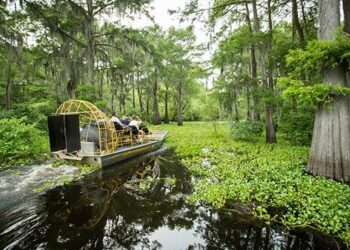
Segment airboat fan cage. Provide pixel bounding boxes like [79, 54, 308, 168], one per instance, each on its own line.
[56, 99, 117, 154]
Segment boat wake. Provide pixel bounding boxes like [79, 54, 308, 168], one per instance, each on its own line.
[0, 164, 78, 209]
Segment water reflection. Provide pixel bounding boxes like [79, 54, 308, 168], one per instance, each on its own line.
[0, 149, 345, 249]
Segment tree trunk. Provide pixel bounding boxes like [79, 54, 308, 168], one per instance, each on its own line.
[111, 93, 115, 112]
[228, 109, 233, 127]
[132, 72, 136, 109]
[86, 0, 95, 85]
[307, 0, 350, 182]
[300, 0, 308, 41]
[246, 85, 251, 119]
[343, 0, 350, 86]
[152, 70, 161, 125]
[343, 0, 350, 33]
[146, 96, 150, 117]
[98, 70, 103, 99]
[137, 71, 144, 113]
[164, 85, 169, 124]
[265, 0, 277, 143]
[245, 3, 260, 121]
[252, 0, 259, 31]
[233, 90, 240, 121]
[5, 65, 12, 110]
[177, 82, 183, 126]
[292, 0, 305, 45]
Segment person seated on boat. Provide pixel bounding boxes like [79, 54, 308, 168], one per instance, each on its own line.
[111, 112, 126, 131]
[121, 115, 130, 126]
[135, 115, 150, 135]
[129, 115, 140, 133]
[129, 115, 143, 143]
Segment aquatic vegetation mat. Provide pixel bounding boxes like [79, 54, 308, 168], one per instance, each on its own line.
[155, 122, 350, 245]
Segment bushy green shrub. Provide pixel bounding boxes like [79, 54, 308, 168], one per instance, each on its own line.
[0, 118, 49, 167]
[0, 101, 56, 131]
[279, 107, 315, 145]
[76, 84, 98, 103]
[94, 99, 108, 112]
[230, 120, 263, 141]
[183, 109, 201, 121]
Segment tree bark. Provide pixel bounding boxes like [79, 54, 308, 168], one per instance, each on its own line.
[292, 0, 305, 45]
[177, 81, 183, 126]
[233, 90, 240, 121]
[245, 3, 260, 121]
[132, 72, 136, 109]
[343, 0, 350, 86]
[5, 65, 12, 110]
[252, 0, 259, 31]
[111, 93, 115, 112]
[164, 84, 169, 123]
[300, 0, 308, 41]
[246, 85, 251, 119]
[152, 70, 161, 125]
[136, 71, 144, 113]
[146, 96, 150, 117]
[307, 0, 350, 182]
[86, 0, 95, 85]
[252, 0, 261, 121]
[265, 0, 277, 143]
[343, 0, 350, 33]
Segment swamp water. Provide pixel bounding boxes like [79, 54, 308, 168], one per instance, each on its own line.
[0, 148, 345, 249]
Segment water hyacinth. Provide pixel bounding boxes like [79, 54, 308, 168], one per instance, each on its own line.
[153, 122, 350, 246]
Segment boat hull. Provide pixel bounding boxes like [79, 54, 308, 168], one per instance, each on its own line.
[52, 131, 168, 168]
[82, 139, 166, 167]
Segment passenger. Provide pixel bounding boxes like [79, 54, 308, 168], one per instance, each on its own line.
[111, 112, 125, 130]
[129, 115, 140, 131]
[121, 115, 130, 126]
[129, 115, 142, 143]
[135, 116, 150, 135]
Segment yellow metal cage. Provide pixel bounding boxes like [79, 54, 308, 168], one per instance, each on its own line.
[55, 99, 117, 154]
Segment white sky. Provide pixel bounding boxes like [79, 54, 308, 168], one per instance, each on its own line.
[120, 0, 211, 48]
[102, 0, 216, 84]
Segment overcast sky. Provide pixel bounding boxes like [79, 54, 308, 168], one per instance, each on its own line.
[119, 0, 211, 47]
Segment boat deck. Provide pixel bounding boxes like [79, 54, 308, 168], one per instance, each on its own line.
[115, 140, 156, 153]
[52, 131, 167, 167]
[115, 131, 167, 153]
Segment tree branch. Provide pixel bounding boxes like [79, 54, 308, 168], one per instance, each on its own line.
[67, 0, 89, 19]
[24, 1, 87, 48]
[95, 43, 123, 52]
[93, 1, 116, 16]
[185, 0, 252, 15]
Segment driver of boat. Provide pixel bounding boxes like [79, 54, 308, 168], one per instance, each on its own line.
[111, 112, 126, 130]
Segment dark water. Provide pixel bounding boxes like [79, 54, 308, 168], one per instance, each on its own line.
[0, 149, 345, 249]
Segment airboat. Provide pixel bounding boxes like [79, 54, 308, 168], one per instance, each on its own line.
[48, 99, 167, 167]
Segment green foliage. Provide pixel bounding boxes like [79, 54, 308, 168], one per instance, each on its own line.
[0, 118, 49, 167]
[76, 85, 98, 103]
[278, 77, 350, 105]
[94, 99, 109, 111]
[76, 163, 100, 176]
[33, 181, 54, 193]
[1, 100, 56, 131]
[286, 31, 350, 80]
[155, 122, 350, 246]
[278, 106, 315, 145]
[58, 176, 73, 185]
[230, 120, 263, 141]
